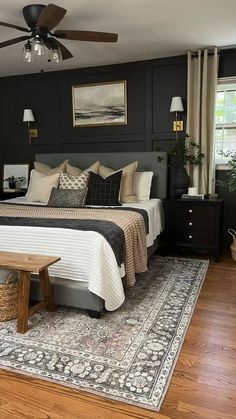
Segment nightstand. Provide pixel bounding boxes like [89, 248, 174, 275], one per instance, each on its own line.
[163, 198, 224, 262]
[0, 190, 27, 201]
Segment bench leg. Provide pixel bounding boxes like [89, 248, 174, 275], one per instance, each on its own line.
[17, 271, 30, 334]
[39, 268, 55, 312]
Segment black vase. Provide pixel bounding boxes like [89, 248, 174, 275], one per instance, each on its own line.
[8, 181, 16, 189]
[172, 167, 190, 198]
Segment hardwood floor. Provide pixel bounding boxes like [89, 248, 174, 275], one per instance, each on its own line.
[0, 253, 236, 419]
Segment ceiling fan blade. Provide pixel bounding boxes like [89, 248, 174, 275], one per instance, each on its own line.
[0, 21, 29, 33]
[44, 37, 73, 60]
[0, 35, 31, 48]
[37, 4, 67, 31]
[54, 30, 118, 43]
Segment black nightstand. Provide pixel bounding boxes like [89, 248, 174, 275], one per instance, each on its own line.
[0, 190, 27, 201]
[163, 198, 224, 262]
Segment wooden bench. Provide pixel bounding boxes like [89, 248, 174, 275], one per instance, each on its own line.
[0, 251, 61, 333]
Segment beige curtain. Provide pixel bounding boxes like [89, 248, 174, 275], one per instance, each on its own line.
[186, 48, 219, 194]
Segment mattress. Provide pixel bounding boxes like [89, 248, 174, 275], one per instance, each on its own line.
[0, 198, 164, 311]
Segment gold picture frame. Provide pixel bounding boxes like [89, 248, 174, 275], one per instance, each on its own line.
[72, 80, 127, 127]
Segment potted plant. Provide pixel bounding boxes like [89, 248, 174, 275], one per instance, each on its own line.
[4, 176, 25, 189]
[158, 134, 205, 197]
[216, 150, 236, 192]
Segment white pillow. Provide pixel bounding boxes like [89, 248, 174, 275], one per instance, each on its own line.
[26, 170, 60, 203]
[135, 171, 153, 201]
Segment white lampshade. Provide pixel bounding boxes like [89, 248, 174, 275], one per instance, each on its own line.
[170, 96, 184, 112]
[23, 109, 35, 122]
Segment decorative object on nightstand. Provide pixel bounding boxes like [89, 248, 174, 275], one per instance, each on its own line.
[163, 197, 224, 262]
[168, 135, 205, 198]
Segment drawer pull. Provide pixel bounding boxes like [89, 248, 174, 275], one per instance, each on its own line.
[189, 235, 192, 239]
[189, 209, 193, 213]
[189, 222, 193, 226]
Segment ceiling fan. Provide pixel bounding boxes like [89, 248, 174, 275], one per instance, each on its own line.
[0, 3, 118, 63]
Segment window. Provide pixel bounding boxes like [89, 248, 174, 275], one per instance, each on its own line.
[215, 78, 236, 165]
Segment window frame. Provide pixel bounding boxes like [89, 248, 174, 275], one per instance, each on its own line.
[215, 77, 236, 170]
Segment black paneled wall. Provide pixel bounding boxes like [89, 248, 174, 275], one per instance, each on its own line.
[0, 55, 187, 168]
[1, 50, 236, 247]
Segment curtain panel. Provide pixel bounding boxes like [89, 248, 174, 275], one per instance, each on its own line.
[186, 48, 219, 194]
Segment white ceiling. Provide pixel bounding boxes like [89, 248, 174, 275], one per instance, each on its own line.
[0, 0, 236, 76]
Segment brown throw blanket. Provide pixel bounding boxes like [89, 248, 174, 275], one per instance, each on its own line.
[0, 204, 147, 286]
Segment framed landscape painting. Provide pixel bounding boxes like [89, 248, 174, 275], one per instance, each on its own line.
[72, 80, 127, 127]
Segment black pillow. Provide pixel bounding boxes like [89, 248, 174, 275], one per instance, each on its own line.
[86, 171, 122, 206]
[47, 187, 87, 207]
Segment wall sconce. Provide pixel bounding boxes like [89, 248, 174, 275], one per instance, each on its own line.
[170, 97, 184, 139]
[23, 109, 38, 145]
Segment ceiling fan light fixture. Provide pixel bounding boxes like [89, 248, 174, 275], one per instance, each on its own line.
[50, 45, 62, 63]
[31, 34, 45, 56]
[22, 41, 33, 63]
[0, 3, 118, 65]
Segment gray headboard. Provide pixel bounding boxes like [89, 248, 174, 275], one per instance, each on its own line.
[35, 151, 167, 199]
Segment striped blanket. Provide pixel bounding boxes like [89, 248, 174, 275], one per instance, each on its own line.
[0, 204, 148, 286]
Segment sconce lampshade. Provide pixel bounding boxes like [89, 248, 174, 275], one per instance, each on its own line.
[170, 97, 184, 112]
[23, 109, 35, 122]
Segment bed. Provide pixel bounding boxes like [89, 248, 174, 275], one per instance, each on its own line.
[0, 151, 167, 317]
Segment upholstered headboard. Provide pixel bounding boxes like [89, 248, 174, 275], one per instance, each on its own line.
[35, 151, 167, 199]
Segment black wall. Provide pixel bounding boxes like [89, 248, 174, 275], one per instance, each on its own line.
[0, 54, 187, 166]
[0, 49, 235, 246]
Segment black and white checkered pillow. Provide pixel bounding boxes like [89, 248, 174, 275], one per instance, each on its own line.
[86, 171, 122, 206]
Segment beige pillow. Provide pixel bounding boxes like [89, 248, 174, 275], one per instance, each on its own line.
[66, 161, 100, 176]
[99, 161, 138, 203]
[26, 170, 60, 203]
[59, 172, 89, 189]
[34, 160, 68, 175]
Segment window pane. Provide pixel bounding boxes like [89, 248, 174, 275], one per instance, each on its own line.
[215, 128, 236, 163]
[223, 128, 236, 152]
[215, 129, 224, 163]
[215, 91, 225, 124]
[225, 91, 236, 123]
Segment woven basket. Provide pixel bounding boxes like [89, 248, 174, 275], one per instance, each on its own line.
[0, 273, 19, 322]
[228, 229, 236, 262]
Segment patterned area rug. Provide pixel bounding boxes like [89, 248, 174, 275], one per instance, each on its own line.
[0, 256, 208, 411]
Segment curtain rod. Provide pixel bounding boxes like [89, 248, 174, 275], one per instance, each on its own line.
[190, 44, 236, 57]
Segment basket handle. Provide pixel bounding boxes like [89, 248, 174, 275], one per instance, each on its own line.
[228, 229, 236, 239]
[5, 272, 16, 285]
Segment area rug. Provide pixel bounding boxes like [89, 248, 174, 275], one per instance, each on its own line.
[0, 256, 208, 411]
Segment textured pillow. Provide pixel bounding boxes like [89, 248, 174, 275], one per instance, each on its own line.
[47, 187, 87, 207]
[59, 172, 89, 189]
[26, 170, 60, 203]
[66, 161, 100, 176]
[86, 171, 122, 206]
[135, 171, 154, 200]
[34, 160, 68, 175]
[99, 161, 138, 203]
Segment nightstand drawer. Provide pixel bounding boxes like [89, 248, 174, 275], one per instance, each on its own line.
[181, 204, 215, 219]
[167, 214, 215, 232]
[180, 231, 215, 245]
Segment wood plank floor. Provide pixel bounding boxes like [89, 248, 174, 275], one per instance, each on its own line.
[0, 253, 236, 419]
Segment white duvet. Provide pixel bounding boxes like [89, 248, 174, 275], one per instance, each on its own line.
[0, 198, 164, 311]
